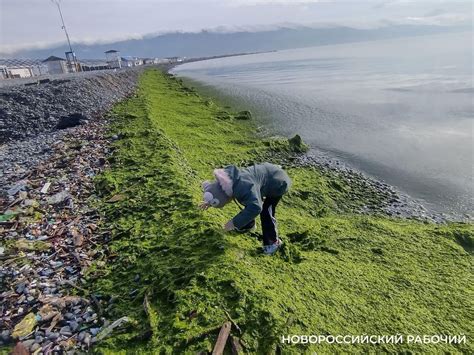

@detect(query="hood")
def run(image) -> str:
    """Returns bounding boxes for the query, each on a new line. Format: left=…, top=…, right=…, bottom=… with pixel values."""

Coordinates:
left=214, top=165, right=239, bottom=197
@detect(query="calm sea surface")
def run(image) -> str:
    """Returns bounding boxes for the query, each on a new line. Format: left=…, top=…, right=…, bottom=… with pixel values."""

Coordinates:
left=172, top=32, right=473, bottom=216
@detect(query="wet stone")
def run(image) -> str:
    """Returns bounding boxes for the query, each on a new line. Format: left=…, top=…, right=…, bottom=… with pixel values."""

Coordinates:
left=0, top=330, right=11, bottom=342
left=59, top=326, right=72, bottom=336
left=64, top=312, right=75, bottom=320
left=47, top=332, right=59, bottom=341
left=69, top=321, right=79, bottom=332
left=22, top=339, right=35, bottom=348
left=77, top=331, right=86, bottom=342
left=15, top=282, right=26, bottom=294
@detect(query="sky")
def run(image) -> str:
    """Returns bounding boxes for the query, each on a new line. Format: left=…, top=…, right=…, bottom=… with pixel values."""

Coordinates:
left=0, top=0, right=472, bottom=55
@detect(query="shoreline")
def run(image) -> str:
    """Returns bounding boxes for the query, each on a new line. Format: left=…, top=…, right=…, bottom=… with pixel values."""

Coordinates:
left=167, top=68, right=467, bottom=223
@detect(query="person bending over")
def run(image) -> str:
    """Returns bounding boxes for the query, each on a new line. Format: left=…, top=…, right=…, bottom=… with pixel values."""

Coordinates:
left=199, top=163, right=291, bottom=255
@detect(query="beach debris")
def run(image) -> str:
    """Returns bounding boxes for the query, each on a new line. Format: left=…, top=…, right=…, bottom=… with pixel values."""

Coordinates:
left=0, top=115, right=115, bottom=352
left=7, top=180, right=29, bottom=196
left=12, top=313, right=37, bottom=338
left=212, top=321, right=232, bottom=355
left=11, top=342, right=29, bottom=355
left=0, top=212, right=17, bottom=222
left=96, top=316, right=131, bottom=341
left=106, top=194, right=126, bottom=203
left=14, top=239, right=50, bottom=251
left=230, top=335, right=243, bottom=355
left=40, top=182, right=51, bottom=194
left=46, top=191, right=70, bottom=205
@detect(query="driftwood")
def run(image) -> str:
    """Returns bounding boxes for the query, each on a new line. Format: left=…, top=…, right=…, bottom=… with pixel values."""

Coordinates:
left=212, top=321, right=232, bottom=355
left=223, top=308, right=242, bottom=334
left=230, top=335, right=243, bottom=354
left=11, top=342, right=29, bottom=355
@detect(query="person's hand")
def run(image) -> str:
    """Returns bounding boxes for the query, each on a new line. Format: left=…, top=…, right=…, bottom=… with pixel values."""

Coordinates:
left=199, top=202, right=210, bottom=210
left=223, top=220, right=235, bottom=232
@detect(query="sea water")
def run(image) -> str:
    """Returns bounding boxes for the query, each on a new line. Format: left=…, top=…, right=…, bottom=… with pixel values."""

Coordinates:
left=172, top=31, right=473, bottom=216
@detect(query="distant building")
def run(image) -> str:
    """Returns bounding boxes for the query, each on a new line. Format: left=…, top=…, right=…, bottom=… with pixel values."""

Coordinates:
left=155, top=58, right=172, bottom=64
left=165, top=57, right=183, bottom=63
left=80, top=59, right=110, bottom=71
left=43, top=56, right=68, bottom=74
left=121, top=56, right=143, bottom=67
left=0, top=66, right=7, bottom=79
left=105, top=50, right=122, bottom=69
left=0, top=59, right=48, bottom=79
left=65, top=51, right=80, bottom=73
left=8, top=67, right=33, bottom=78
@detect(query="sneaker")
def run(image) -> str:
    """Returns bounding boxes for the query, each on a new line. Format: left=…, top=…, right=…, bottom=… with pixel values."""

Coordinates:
left=263, top=238, right=282, bottom=255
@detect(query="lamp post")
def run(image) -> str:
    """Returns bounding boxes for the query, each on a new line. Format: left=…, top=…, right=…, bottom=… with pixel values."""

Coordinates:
left=51, top=0, right=79, bottom=72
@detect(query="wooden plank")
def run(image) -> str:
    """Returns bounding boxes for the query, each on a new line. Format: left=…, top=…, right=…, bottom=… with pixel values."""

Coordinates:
left=230, top=335, right=243, bottom=355
left=212, top=321, right=232, bottom=355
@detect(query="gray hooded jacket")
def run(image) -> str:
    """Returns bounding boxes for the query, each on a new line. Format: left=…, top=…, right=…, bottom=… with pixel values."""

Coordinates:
left=221, top=163, right=291, bottom=229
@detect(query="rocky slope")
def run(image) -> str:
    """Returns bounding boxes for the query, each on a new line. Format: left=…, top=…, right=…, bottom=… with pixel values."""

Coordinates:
left=0, top=69, right=142, bottom=144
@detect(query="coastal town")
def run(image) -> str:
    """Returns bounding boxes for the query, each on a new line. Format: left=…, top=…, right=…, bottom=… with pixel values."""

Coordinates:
left=0, top=50, right=183, bottom=80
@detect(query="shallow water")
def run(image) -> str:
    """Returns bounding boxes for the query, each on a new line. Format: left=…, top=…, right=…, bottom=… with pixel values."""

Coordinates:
left=172, top=31, right=473, bottom=216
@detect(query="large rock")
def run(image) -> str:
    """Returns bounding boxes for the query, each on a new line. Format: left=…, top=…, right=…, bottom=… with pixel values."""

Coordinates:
left=56, top=113, right=88, bottom=129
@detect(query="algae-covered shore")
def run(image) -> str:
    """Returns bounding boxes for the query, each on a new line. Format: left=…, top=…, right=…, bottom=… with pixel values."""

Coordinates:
left=84, top=68, right=474, bottom=353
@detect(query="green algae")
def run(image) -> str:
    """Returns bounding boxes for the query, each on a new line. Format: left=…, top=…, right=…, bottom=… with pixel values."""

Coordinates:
left=90, top=69, right=474, bottom=353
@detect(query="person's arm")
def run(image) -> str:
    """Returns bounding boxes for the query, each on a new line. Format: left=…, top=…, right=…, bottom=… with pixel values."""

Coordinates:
left=231, top=186, right=262, bottom=229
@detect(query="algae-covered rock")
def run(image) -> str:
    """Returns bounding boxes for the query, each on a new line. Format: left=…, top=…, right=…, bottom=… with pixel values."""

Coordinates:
left=234, top=110, right=252, bottom=120
left=216, top=111, right=232, bottom=120
left=263, top=134, right=309, bottom=154
left=288, top=134, right=309, bottom=153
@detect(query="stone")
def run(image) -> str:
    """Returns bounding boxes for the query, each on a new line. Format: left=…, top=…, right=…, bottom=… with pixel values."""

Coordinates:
left=56, top=113, right=89, bottom=130
left=83, top=333, right=91, bottom=346
left=59, top=326, right=72, bottom=336
left=0, top=330, right=11, bottom=342
left=15, top=283, right=26, bottom=294
left=47, top=332, right=59, bottom=341
left=47, top=191, right=70, bottom=205
left=234, top=110, right=252, bottom=120
left=64, top=312, right=75, bottom=320
left=69, top=321, right=79, bottom=332
left=30, top=343, right=41, bottom=352
left=77, top=331, right=86, bottom=342
left=21, top=339, right=35, bottom=349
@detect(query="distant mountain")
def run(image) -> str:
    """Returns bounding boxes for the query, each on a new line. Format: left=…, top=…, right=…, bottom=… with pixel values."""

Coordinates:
left=4, top=24, right=468, bottom=60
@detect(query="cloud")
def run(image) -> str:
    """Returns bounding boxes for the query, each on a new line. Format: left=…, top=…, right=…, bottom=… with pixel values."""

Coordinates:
left=226, top=0, right=325, bottom=4
left=405, top=13, right=471, bottom=26
left=1, top=0, right=471, bottom=55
